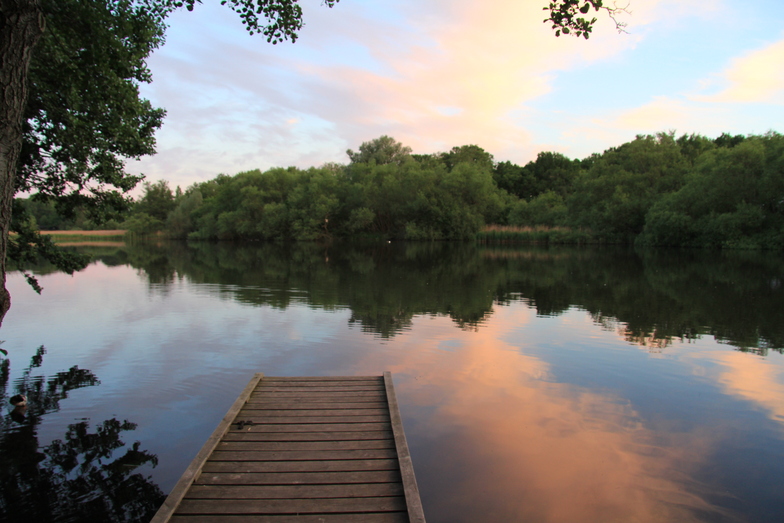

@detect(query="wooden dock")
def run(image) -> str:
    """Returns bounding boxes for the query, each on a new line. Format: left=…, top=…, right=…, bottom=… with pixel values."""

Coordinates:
left=152, top=372, right=425, bottom=522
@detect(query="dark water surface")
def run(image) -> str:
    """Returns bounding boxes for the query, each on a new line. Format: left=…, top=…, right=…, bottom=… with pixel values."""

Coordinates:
left=1, top=241, right=783, bottom=522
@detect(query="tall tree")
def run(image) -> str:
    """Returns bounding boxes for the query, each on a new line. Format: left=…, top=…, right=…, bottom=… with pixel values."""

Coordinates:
left=441, top=145, right=494, bottom=172
left=347, top=135, right=412, bottom=166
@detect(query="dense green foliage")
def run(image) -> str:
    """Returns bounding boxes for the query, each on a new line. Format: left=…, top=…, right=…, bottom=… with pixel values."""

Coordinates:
left=126, top=136, right=509, bottom=241
left=7, top=0, right=169, bottom=293
left=503, top=132, right=783, bottom=249
left=113, top=132, right=784, bottom=249
left=18, top=0, right=166, bottom=215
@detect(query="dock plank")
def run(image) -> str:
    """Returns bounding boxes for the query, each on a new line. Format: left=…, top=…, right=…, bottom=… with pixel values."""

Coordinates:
left=176, top=497, right=407, bottom=514
left=244, top=403, right=388, bottom=411
left=217, top=440, right=395, bottom=451
left=185, top=483, right=404, bottom=499
left=221, top=430, right=394, bottom=442
left=234, top=422, right=393, bottom=432
left=256, top=386, right=386, bottom=392
left=238, top=408, right=389, bottom=416
left=202, top=458, right=400, bottom=473
left=197, top=470, right=402, bottom=486
left=234, top=414, right=391, bottom=424
left=209, top=449, right=398, bottom=461
left=152, top=374, right=425, bottom=523
left=171, top=514, right=408, bottom=523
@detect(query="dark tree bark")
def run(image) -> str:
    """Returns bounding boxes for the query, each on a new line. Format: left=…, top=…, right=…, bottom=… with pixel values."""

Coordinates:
left=0, top=0, right=44, bottom=326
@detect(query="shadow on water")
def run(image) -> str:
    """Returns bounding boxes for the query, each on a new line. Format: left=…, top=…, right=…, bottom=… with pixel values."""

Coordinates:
left=47, top=240, right=784, bottom=352
left=0, top=347, right=164, bottom=522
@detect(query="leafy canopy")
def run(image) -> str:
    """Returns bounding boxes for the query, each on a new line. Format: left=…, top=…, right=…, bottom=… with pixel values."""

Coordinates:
left=543, top=0, right=629, bottom=39
left=165, top=0, right=339, bottom=42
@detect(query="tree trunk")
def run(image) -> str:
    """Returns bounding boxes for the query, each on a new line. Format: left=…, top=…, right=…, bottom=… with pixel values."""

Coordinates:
left=0, top=0, right=44, bottom=326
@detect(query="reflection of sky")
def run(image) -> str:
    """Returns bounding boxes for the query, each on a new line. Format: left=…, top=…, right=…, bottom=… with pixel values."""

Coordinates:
left=3, top=263, right=784, bottom=521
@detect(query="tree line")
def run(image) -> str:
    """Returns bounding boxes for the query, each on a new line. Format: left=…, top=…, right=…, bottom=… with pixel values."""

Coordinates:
left=23, top=131, right=780, bottom=248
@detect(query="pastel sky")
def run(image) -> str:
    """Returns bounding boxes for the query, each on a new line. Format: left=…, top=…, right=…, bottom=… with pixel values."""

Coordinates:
left=127, top=0, right=784, bottom=192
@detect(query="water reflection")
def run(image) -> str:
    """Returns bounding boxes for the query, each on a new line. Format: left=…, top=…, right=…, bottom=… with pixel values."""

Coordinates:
left=58, top=241, right=784, bottom=352
left=10, top=241, right=784, bottom=522
left=0, top=347, right=164, bottom=522
left=373, top=308, right=743, bottom=522
left=689, top=349, right=784, bottom=428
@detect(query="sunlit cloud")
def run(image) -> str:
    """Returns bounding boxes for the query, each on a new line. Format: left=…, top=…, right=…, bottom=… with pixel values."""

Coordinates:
left=590, top=96, right=733, bottom=135
left=298, top=0, right=643, bottom=158
left=702, top=38, right=784, bottom=104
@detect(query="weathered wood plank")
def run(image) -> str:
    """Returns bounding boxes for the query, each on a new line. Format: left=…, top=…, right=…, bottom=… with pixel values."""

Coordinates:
left=209, top=449, right=398, bottom=462
left=233, top=422, right=392, bottom=433
left=185, top=483, right=404, bottom=499
left=250, top=392, right=387, bottom=400
left=256, top=386, right=386, bottom=393
left=261, top=377, right=383, bottom=382
left=217, top=440, right=395, bottom=451
left=238, top=408, right=389, bottom=416
left=202, top=459, right=400, bottom=473
left=221, top=430, right=394, bottom=442
left=385, top=371, right=426, bottom=523
left=176, top=496, right=407, bottom=515
left=245, top=404, right=388, bottom=412
left=196, top=470, right=402, bottom=486
left=151, top=373, right=265, bottom=523
left=171, top=513, right=408, bottom=523
left=234, top=414, right=391, bottom=424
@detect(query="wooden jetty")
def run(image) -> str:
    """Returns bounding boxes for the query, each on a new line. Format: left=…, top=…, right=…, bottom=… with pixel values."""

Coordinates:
left=152, top=372, right=425, bottom=523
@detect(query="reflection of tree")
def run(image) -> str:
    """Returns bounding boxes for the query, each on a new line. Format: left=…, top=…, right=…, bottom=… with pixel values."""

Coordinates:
left=487, top=246, right=784, bottom=354
left=116, top=242, right=784, bottom=350
left=17, top=240, right=784, bottom=351
left=1, top=348, right=164, bottom=522
left=117, top=241, right=501, bottom=337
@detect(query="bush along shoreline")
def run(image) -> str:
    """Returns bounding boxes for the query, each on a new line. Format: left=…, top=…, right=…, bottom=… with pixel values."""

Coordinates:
left=18, top=132, right=784, bottom=250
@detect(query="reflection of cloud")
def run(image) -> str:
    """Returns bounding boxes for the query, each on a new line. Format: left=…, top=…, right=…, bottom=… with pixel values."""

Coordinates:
left=709, top=351, right=784, bottom=426
left=362, top=307, right=734, bottom=522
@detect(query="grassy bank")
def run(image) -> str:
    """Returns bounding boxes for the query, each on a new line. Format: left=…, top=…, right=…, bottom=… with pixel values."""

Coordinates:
left=477, top=225, right=595, bottom=244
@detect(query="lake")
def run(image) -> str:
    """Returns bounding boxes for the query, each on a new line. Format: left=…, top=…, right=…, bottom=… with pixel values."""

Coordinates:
left=1, top=241, right=783, bottom=522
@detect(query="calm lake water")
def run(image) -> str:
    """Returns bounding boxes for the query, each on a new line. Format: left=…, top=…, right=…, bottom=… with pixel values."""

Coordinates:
left=1, top=241, right=783, bottom=522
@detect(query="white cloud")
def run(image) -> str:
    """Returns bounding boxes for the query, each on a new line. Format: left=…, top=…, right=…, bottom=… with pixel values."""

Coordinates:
left=702, top=38, right=784, bottom=104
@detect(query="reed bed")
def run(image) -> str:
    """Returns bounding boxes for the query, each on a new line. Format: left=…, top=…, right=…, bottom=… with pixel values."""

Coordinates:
left=476, top=225, right=595, bottom=244
left=39, top=230, right=127, bottom=243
